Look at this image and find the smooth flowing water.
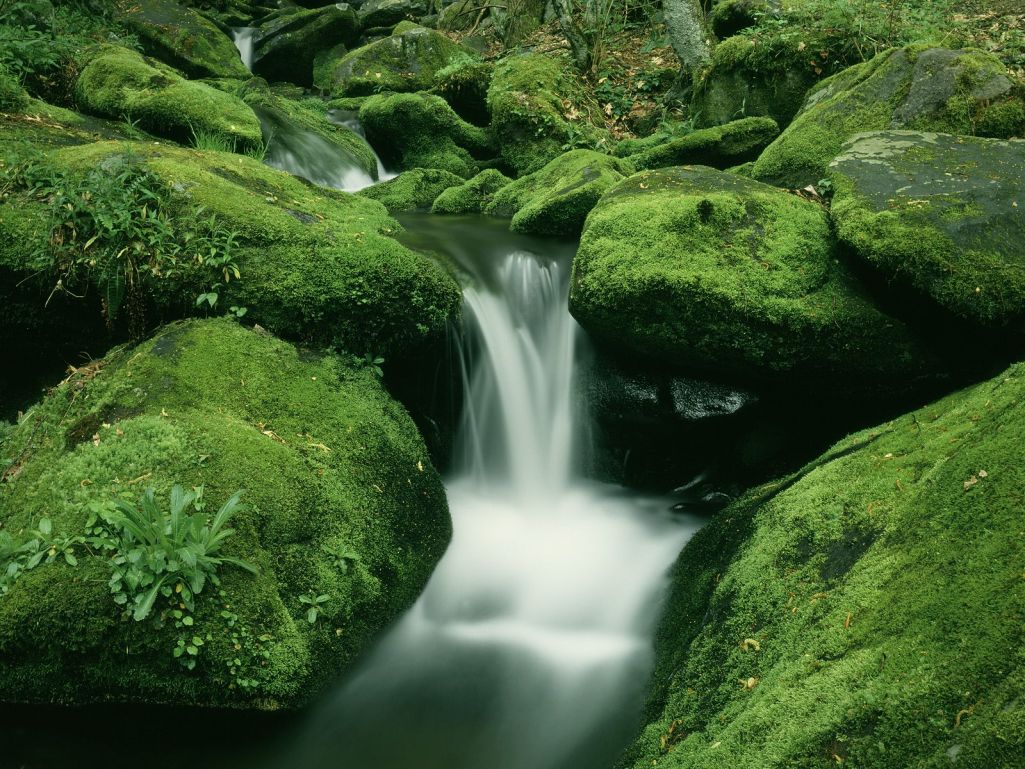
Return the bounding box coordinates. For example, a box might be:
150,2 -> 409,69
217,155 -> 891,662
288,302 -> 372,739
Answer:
230,27 -> 256,71
278,218 -> 699,769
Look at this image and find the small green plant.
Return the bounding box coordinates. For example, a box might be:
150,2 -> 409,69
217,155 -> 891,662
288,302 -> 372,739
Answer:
190,126 -> 239,154
299,590 -> 331,624
0,517 -> 82,595
361,352 -> 385,378
322,543 -> 361,574
99,484 -> 257,623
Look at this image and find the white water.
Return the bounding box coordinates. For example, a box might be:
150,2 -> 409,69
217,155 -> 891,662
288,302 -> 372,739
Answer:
231,27 -> 256,72
281,223 -> 698,769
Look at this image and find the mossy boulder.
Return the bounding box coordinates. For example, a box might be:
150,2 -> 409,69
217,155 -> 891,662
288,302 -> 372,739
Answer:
0,140 -> 461,358
329,24 -> 472,97
359,167 -> 464,211
241,84 -> 378,180
690,35 -> 822,129
117,0 -> 250,80
431,55 -> 493,126
0,318 -> 450,708
358,0 -> 429,28
828,131 -> 1025,328
358,91 -> 491,177
623,360 -> 1025,769
570,166 -> 936,384
487,53 -> 609,176
75,46 -> 262,153
628,116 -> 780,171
486,149 -> 634,237
753,46 -> 1025,189
431,168 -> 512,214
252,4 -> 359,88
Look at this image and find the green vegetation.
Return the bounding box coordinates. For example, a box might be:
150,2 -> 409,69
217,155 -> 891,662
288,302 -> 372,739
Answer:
624,361 -> 1025,769
829,130 -> 1025,327
0,140 -> 462,358
359,168 -> 465,212
570,165 -> 938,384
752,46 -> 1025,189
627,116 -> 779,170
329,23 -> 472,97
487,149 -> 634,236
432,169 -> 513,215
487,53 -> 610,175
0,318 -> 451,707
74,45 -> 263,154
359,91 -> 491,178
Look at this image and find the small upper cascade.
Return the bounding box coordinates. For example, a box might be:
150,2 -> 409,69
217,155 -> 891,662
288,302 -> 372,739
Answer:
230,27 -> 257,72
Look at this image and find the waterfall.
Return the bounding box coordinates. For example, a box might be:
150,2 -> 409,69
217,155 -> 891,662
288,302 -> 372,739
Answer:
231,27 -> 256,72
277,219 -> 697,769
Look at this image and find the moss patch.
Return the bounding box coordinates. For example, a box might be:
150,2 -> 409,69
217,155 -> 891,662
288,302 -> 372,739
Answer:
116,0 -> 250,80
431,168 -> 512,215
629,117 -> 780,171
328,24 -> 472,97
828,130 -> 1025,327
486,149 -> 634,237
0,318 -> 450,709
358,91 -> 491,178
360,168 -> 464,211
623,361 -> 1025,769
570,166 -> 937,384
486,52 -> 610,176
752,46 -> 1025,189
75,46 -> 262,153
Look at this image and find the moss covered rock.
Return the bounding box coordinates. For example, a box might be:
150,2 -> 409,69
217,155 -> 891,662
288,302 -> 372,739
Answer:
486,149 -> 633,237
253,4 -> 359,88
487,53 -> 609,176
753,46 -> 1025,189
431,168 -> 512,214
359,167 -> 464,211
359,91 -> 490,177
0,318 -> 450,708
628,116 -> 780,171
75,46 -> 262,153
431,54 -> 493,126
0,140 -> 461,358
358,0 -> 429,28
828,131 -> 1025,328
690,35 -> 822,130
117,0 -> 250,80
329,24 -> 472,97
623,361 -> 1025,768
241,84 -> 378,180
570,166 -> 936,383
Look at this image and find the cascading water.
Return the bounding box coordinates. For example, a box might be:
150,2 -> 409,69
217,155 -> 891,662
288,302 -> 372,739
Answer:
230,27 -> 256,71
277,219 -> 699,769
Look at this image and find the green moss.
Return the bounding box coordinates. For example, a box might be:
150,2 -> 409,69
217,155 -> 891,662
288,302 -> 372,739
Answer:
569,166 -> 937,383
629,117 -> 780,171
0,318 -> 450,708
359,167 -> 464,211
486,149 -> 633,237
358,91 -> 491,178
828,130 -> 1025,327
241,84 -> 377,178
487,53 -> 610,176
75,46 -> 262,153
690,34 -> 823,129
624,361 -> 1025,768
117,0 -> 250,80
1,140 -> 461,357
0,63 -> 28,113
753,46 -> 1025,189
329,24 -> 472,97
431,168 -> 512,214
431,55 -> 493,126
251,4 -> 359,88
